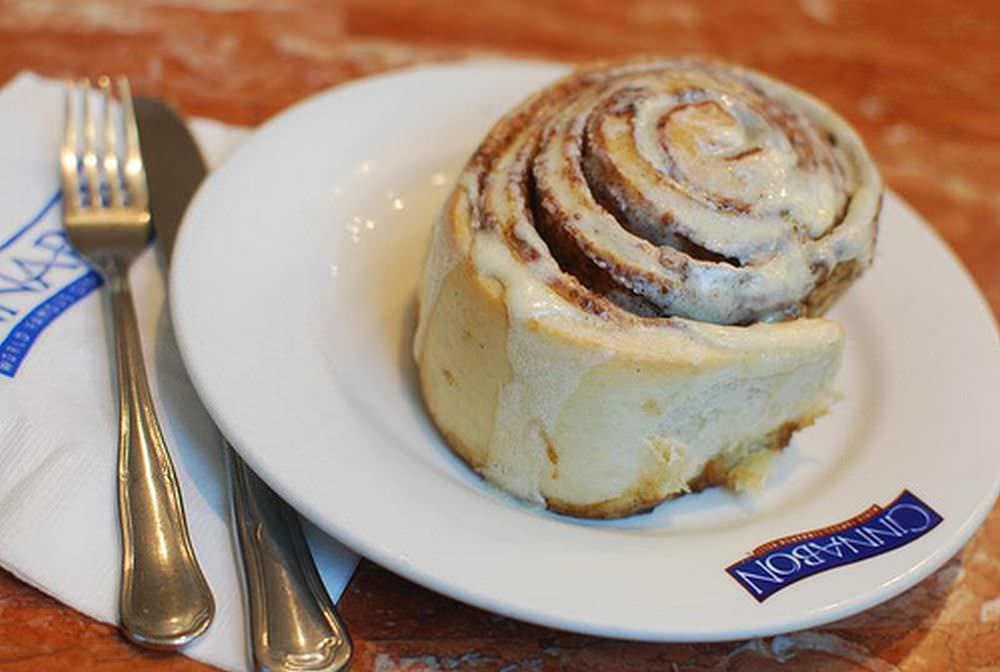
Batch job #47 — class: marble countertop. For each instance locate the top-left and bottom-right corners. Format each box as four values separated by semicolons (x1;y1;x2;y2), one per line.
1;1;997;670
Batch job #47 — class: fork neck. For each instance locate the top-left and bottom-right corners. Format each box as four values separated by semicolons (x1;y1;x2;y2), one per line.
93;255;130;288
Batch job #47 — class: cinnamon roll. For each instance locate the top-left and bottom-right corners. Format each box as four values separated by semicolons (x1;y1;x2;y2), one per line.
414;58;881;519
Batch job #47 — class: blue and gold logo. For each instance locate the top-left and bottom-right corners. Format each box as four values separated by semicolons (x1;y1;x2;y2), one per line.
727;490;942;602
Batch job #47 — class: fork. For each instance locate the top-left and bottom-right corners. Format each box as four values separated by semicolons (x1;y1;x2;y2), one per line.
60;77;214;650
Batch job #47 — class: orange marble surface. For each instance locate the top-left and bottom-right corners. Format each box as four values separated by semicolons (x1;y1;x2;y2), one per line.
0;1;998;670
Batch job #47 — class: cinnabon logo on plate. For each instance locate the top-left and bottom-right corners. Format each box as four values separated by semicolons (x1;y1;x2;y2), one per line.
727;490;943;602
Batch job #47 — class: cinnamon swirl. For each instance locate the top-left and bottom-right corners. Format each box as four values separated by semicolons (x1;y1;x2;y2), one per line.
414;58;881;519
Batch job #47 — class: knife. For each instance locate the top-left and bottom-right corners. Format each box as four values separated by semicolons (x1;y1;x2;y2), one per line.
135;98;353;672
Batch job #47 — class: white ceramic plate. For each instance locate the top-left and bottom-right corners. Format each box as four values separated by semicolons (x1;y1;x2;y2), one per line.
171;61;1000;641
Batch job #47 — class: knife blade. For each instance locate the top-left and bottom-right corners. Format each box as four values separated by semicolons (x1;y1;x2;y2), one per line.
135;98;353;672
133;99;205;264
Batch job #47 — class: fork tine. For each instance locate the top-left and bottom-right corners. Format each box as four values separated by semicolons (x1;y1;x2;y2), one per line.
118;77;148;211
99;76;124;207
60;80;81;213
81;78;102;208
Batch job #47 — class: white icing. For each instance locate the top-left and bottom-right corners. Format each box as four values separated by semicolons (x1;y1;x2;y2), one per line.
640;93;845;244
513;60;880;325
428;58;881;334
472;228;581;323
479;307;612;502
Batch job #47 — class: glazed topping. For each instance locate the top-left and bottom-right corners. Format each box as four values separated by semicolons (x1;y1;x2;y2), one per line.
461;58;881;325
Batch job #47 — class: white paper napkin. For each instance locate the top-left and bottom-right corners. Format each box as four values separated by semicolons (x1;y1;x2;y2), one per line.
0;72;359;672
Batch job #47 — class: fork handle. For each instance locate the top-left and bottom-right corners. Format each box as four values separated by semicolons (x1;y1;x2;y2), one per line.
108;261;214;649
229;446;352;672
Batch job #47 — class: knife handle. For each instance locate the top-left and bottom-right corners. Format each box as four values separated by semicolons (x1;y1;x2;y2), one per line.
110;264;215;649
228;445;353;672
